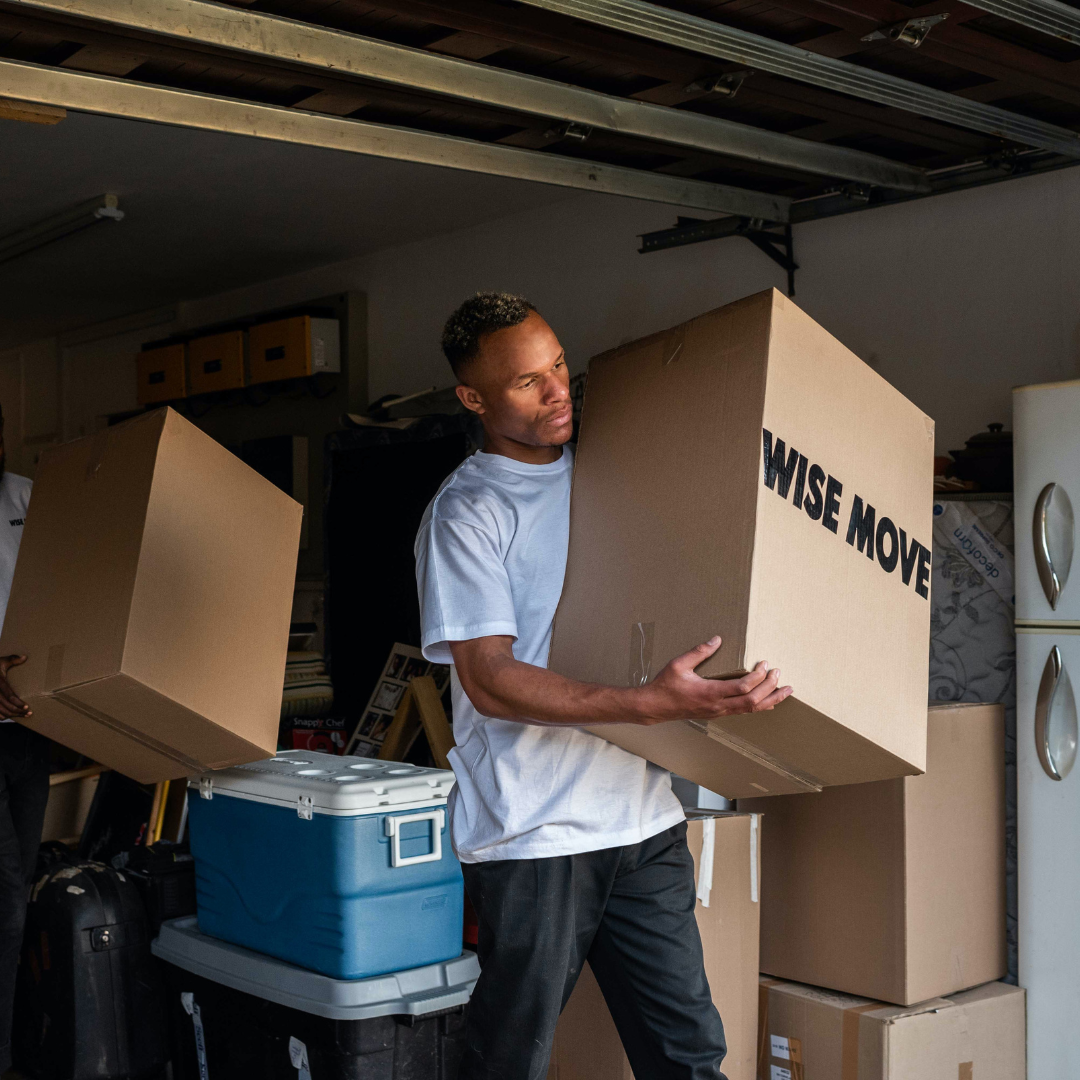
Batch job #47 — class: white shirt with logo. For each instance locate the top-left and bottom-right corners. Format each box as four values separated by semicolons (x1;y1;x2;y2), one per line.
415;447;683;863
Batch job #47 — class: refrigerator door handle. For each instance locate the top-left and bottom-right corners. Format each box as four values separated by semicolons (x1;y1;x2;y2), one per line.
1033;482;1074;610
1035;645;1079;781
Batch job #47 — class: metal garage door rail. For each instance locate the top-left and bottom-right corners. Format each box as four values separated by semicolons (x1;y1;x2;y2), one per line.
514;0;1080;157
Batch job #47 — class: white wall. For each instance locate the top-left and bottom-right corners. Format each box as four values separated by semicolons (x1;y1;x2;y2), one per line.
6;161;1080;468
177;162;1080;456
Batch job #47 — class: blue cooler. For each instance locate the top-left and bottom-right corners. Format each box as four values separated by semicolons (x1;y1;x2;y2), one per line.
187;754;462;979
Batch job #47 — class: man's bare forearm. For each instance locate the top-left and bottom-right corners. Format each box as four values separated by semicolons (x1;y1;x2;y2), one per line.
449;635;790;728
456;645;654;726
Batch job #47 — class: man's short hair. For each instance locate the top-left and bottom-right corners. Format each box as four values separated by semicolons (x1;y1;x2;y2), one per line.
441;292;537;380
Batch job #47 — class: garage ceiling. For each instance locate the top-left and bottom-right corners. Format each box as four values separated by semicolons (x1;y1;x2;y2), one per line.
2;0;1078;199
0;110;572;349
1;0;1079;344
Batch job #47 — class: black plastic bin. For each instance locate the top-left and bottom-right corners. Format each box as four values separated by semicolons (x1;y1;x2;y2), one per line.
153;917;478;1080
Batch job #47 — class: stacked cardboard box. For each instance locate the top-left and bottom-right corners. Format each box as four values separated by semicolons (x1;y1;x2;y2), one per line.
757;978;1024;1080
743;703;1020;1078
548;813;760;1080
740;703;1006;1005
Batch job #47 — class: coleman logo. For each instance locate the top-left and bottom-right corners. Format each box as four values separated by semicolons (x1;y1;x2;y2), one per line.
763;429;930;599
8;518;22;527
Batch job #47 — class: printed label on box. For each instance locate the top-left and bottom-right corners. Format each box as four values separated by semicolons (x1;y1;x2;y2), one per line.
771;1035;791;1060
770;1066;792;1080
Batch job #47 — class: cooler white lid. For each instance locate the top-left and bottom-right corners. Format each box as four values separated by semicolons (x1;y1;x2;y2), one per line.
190;753;455;816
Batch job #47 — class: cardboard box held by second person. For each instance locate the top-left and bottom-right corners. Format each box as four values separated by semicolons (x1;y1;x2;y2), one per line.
740;703;1006;1006
0;408;303;783
549;289;935;799
548;813;760;1080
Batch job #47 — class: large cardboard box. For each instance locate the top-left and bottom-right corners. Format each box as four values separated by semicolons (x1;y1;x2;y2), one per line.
548;813;760;1080
549;289;934;799
757;978;1025;1080
1;408;302;783
741;703;1005;1006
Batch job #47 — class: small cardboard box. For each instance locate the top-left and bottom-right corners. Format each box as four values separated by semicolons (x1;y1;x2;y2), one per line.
549;289;934;799
548;813;761;1080
136;344;186;405
740;703;1006;1006
757;978;1025;1080
188;330;246;395
247;316;340;385
1;408;302;783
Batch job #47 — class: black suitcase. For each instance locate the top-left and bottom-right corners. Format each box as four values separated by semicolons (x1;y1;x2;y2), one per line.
14;851;169;1079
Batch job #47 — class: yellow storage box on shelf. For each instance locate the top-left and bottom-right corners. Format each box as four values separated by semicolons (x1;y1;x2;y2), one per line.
247;316;340;385
188;330;246;395
136;344;186;406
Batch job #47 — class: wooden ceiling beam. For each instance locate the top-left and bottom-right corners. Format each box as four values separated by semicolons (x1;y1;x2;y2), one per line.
349;0;716;80
425;29;511;60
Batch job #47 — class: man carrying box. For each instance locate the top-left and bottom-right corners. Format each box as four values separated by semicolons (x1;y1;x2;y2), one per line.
0;402;41;1077
415;293;791;1080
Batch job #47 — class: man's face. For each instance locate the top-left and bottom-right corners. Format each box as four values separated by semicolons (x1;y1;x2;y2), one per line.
455;312;573;448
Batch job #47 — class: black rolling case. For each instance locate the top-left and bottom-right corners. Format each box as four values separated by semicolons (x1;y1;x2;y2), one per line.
14;851;169;1079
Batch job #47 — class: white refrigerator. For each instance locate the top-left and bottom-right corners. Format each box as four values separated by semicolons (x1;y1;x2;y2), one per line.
1014;380;1080;1079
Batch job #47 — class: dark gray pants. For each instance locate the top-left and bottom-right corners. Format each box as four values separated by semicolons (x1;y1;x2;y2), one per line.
459;821;727;1080
0;724;50;1074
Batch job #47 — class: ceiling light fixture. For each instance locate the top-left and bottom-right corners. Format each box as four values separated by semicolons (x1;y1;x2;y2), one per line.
0;193;124;267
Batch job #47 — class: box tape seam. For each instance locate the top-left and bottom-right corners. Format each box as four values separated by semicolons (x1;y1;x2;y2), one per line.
841;1002;882;1080
51;690;205;773
695;816;715;908
750;813;759;904
688;722;823;792
757;979;783;1079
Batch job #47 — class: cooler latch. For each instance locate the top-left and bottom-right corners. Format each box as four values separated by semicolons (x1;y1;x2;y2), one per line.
199;777;213;800
385;809;444;868
297;795;313;821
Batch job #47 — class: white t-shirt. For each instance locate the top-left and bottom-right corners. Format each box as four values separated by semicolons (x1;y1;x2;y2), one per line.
0;472;31;722
415;447;683;863
0;472;31;633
